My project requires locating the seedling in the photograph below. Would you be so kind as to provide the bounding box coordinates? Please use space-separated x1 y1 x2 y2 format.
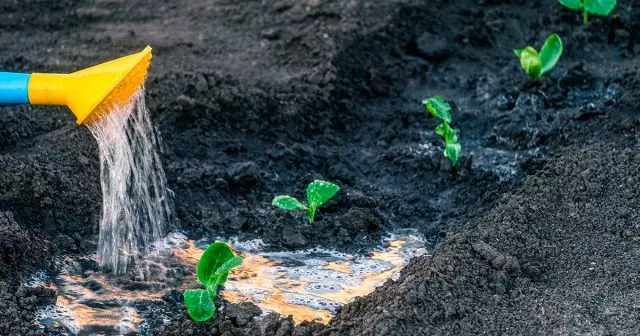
423 96 461 166
514 34 563 79
183 242 243 322
272 180 340 223
559 0 616 23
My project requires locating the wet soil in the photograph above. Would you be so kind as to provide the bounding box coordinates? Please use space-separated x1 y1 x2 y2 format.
0 0 640 335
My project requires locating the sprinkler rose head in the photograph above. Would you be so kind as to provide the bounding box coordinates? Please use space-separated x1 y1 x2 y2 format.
0 46 152 125
30 46 153 125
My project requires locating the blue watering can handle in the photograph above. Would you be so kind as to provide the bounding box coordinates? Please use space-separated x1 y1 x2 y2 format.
0 72 31 104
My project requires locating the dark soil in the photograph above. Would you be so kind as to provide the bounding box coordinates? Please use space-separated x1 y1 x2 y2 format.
0 0 639 335
323 140 640 335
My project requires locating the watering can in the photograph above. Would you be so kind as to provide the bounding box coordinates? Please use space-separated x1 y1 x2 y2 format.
0 46 152 124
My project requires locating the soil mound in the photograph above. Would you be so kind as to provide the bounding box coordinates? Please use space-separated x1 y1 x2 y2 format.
322 141 640 335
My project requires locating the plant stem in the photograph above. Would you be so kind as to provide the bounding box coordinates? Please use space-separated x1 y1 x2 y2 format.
583 10 588 24
306 205 316 223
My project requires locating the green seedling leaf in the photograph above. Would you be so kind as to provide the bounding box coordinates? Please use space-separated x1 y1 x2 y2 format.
559 0 616 23
584 0 616 16
212 255 243 287
184 242 243 322
515 34 563 78
306 180 340 223
197 242 236 289
184 289 215 322
513 49 523 58
215 256 243 276
559 0 582 10
272 195 307 211
445 143 461 166
539 34 563 75
440 122 458 145
425 96 462 167
518 47 542 79
307 180 340 208
423 96 452 123
273 180 340 224
436 122 458 145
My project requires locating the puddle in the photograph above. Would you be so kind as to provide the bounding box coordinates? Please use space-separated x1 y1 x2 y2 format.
466 143 541 180
411 131 541 180
32 231 428 334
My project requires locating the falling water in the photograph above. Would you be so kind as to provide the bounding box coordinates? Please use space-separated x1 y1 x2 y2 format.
86 89 171 275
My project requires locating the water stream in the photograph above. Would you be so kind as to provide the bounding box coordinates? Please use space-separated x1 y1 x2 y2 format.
85 89 171 275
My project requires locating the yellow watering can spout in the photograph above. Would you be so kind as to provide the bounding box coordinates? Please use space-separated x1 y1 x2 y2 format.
0 46 152 125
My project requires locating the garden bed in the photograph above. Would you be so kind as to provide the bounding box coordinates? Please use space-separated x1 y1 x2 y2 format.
0 0 639 335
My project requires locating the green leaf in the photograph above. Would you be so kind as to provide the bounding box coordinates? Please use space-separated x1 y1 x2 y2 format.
306 180 340 208
436 122 458 143
184 289 215 322
197 242 236 289
185 242 241 322
583 0 616 16
519 47 542 79
212 256 243 287
539 34 563 75
513 49 523 58
444 127 458 144
443 125 458 145
272 195 307 211
444 143 461 167
215 256 243 276
559 0 583 10
423 96 452 123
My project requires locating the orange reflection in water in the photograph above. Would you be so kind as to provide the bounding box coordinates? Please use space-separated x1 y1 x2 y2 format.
225 251 335 322
173 239 204 264
53 271 157 332
174 238 423 324
323 262 352 274
40 233 425 333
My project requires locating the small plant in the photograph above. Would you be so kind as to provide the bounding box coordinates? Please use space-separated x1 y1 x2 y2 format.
559 0 616 23
183 242 243 322
514 33 563 79
272 180 340 223
423 96 461 166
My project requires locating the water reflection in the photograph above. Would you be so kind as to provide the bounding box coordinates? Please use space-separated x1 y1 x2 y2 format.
33 231 427 333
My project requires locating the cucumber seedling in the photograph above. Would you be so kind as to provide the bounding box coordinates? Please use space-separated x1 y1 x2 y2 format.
559 0 616 23
423 96 461 167
272 180 340 223
183 242 243 322
514 33 563 79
